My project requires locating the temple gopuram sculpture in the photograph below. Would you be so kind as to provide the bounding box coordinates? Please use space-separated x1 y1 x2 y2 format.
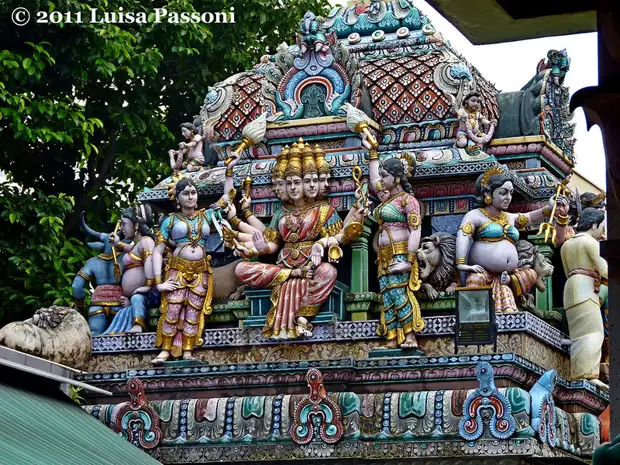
3 2 608 464
560 208 608 389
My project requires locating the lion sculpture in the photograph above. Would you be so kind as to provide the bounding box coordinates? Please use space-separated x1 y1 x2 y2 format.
516 240 554 309
417 232 458 299
0 306 91 370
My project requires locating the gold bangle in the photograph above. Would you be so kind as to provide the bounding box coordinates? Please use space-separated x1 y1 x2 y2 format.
154 276 162 284
145 278 155 286
242 208 253 219
225 168 233 177
407 251 417 264
556 214 569 226
230 216 241 227
369 149 379 161
456 257 466 264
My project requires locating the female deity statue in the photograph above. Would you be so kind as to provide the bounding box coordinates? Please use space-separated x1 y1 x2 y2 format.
169 122 205 172
456 92 496 154
456 168 569 312
367 142 423 350
151 178 217 364
560 208 608 387
233 141 343 339
105 204 160 334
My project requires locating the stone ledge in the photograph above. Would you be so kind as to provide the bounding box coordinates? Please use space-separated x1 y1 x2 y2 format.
92 312 569 354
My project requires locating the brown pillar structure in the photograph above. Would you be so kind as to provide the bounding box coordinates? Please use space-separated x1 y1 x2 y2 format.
571 0 620 437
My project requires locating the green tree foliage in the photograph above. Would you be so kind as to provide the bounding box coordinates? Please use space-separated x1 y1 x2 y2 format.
0 184 92 325
0 0 330 322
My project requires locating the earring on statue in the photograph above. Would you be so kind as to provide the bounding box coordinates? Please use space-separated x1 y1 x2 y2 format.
484 196 492 205
176 203 181 210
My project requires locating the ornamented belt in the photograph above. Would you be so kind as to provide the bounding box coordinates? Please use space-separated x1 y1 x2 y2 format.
168 256 212 285
569 268 603 294
283 241 314 260
377 241 409 275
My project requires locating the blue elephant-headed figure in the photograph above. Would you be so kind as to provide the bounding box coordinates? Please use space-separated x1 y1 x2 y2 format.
72 212 124 335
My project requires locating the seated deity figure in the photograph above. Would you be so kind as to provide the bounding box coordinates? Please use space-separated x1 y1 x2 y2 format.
456 92 497 155
169 121 205 172
105 204 160 334
456 168 568 313
365 138 424 350
151 178 218 364
232 141 345 339
561 208 608 388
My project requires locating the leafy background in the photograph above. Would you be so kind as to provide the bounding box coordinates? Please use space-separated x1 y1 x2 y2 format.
0 0 331 325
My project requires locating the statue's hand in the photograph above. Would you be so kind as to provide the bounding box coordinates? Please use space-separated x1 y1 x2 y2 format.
388 261 412 274
240 195 252 211
227 152 240 168
555 195 569 217
157 279 180 293
227 201 237 220
500 271 510 285
446 283 457 295
120 296 130 307
179 142 187 150
457 264 485 274
253 230 268 253
109 233 120 245
234 244 252 259
311 242 324 267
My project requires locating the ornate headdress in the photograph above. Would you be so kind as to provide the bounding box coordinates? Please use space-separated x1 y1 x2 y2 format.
302 142 317 176
314 144 330 175
480 167 505 189
284 141 303 178
272 146 290 179
589 192 606 207
167 171 183 200
395 152 416 177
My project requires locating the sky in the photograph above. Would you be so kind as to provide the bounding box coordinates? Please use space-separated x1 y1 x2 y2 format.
329 0 607 189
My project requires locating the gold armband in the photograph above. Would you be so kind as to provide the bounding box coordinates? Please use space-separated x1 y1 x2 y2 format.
408 212 421 230
230 216 241 228
154 276 162 284
225 167 233 177
456 257 466 265
407 251 417 264
264 227 281 244
145 278 155 286
515 214 529 230
459 222 474 236
369 149 379 160
242 208 253 219
542 205 551 217
556 214 569 226
155 231 165 245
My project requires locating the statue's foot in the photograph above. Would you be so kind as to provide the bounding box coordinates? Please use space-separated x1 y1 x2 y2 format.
589 379 609 391
151 351 170 366
400 335 420 350
129 324 143 333
182 351 199 361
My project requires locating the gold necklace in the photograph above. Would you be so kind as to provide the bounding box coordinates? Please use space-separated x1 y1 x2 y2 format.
480 208 508 227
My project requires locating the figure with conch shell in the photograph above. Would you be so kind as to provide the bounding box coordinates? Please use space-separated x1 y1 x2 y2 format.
363 136 424 350
456 167 569 313
561 207 608 388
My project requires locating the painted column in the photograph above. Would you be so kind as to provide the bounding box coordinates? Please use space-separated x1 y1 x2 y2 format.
350 221 371 293
347 221 375 321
